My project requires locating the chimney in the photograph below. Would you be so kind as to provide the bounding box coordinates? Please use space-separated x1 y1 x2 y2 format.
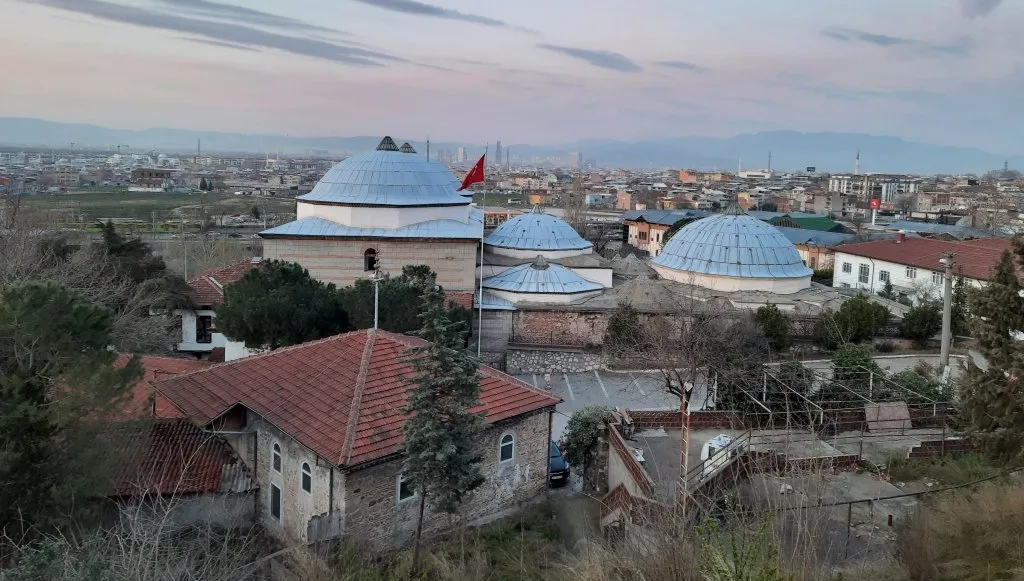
895 231 905 244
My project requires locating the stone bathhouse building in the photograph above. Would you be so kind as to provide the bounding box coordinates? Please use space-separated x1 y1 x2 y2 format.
155 329 560 548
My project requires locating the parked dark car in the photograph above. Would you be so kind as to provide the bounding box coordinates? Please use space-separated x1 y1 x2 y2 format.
549 441 570 486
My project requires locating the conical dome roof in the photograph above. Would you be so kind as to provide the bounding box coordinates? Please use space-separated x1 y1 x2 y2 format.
484 206 592 252
483 255 602 294
652 207 812 280
298 136 467 207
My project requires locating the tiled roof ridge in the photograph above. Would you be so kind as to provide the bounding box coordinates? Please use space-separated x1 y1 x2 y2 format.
340 329 377 466
153 331 364 386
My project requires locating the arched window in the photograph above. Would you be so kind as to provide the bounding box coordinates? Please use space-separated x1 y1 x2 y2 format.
301 462 312 494
499 433 515 463
272 443 281 473
364 248 377 272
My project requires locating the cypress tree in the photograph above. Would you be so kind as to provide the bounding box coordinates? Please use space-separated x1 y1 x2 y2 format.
961 244 1024 463
399 285 485 573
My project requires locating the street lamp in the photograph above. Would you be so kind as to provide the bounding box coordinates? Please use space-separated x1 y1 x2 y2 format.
368 260 385 331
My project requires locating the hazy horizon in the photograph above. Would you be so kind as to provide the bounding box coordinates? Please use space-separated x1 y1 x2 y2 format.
2 0 1023 155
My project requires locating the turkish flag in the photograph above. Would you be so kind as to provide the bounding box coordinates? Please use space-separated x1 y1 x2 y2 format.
458 155 485 191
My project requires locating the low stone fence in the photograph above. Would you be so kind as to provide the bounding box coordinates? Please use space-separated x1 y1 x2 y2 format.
505 345 603 375
908 438 974 459
628 410 744 430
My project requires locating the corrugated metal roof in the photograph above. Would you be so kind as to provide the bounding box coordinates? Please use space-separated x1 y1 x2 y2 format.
652 210 813 279
482 256 603 294
260 208 483 240
484 206 592 251
298 149 469 207
480 291 516 311
774 226 854 247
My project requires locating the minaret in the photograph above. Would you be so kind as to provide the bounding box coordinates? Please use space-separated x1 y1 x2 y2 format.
855 150 861 175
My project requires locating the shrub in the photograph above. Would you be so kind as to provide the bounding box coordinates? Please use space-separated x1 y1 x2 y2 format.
899 301 942 348
754 303 792 353
562 406 614 468
814 294 890 349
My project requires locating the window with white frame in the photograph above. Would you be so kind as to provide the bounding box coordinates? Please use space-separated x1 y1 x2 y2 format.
270 484 281 520
906 266 917 279
301 462 312 494
931 271 942 285
272 443 281 473
397 474 415 502
858 264 870 284
499 433 515 463
879 270 890 282
842 262 852 273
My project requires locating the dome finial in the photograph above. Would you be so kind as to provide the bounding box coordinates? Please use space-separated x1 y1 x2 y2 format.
399 142 417 154
722 201 747 216
531 255 550 270
529 204 544 214
376 136 399 151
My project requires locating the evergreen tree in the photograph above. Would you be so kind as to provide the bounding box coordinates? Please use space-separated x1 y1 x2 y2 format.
814 294 890 349
878 278 898 301
399 285 485 573
338 265 470 335
199 178 208 191
900 300 943 348
251 204 261 222
215 260 350 350
951 274 969 337
961 247 1024 463
754 303 792 353
0 281 142 540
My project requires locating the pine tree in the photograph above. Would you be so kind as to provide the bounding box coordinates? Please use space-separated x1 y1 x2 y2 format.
0 281 142 539
878 278 898 301
399 285 485 573
961 246 1024 463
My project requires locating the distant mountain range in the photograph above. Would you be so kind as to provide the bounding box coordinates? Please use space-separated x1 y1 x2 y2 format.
0 117 1019 174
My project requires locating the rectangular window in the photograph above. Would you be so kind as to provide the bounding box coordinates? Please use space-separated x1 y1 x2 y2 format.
858 264 870 284
932 271 942 285
397 475 415 502
196 315 214 344
879 270 890 282
270 484 281 521
639 231 647 241
842 262 852 274
906 266 917 279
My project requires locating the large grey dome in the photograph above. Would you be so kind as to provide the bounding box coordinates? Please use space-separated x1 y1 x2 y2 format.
652 206 812 280
484 206 591 251
298 136 468 207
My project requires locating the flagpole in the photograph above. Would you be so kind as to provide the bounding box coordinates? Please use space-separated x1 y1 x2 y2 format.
477 144 488 359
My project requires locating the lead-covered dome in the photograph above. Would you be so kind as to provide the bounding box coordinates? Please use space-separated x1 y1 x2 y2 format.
484 206 592 259
652 205 812 294
299 136 468 207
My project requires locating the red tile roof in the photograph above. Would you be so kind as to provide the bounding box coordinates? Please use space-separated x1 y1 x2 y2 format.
155 330 560 468
187 260 260 308
835 237 1015 281
116 355 212 420
445 290 475 310
109 418 252 497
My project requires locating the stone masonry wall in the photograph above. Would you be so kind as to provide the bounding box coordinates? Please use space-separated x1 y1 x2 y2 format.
239 414 345 544
511 309 611 347
342 409 551 550
263 238 478 291
505 347 603 375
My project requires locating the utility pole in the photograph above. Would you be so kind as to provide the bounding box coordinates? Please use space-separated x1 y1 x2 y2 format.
939 251 955 371
369 259 384 330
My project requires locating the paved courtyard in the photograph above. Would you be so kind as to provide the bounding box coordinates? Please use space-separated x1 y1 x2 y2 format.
514 370 680 439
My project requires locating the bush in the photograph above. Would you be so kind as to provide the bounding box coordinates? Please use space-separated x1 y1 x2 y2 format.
812 268 834 286
814 294 890 349
753 303 792 353
604 302 648 354
899 301 942 348
562 406 613 468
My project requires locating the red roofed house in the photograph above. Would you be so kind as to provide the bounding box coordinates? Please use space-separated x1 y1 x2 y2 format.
155 329 561 548
831 235 1014 303
177 258 260 361
108 355 258 527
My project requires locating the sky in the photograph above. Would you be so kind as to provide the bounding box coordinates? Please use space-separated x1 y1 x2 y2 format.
2 0 1023 154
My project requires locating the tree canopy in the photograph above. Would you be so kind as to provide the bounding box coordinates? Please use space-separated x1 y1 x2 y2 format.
814 294 890 349
961 244 1024 463
900 301 943 348
0 281 142 541
398 284 484 571
215 260 350 350
338 265 470 335
754 303 792 353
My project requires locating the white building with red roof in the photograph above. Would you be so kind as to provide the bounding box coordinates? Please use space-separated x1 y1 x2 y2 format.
832 235 1013 303
177 258 261 361
155 329 561 548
